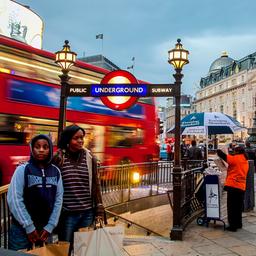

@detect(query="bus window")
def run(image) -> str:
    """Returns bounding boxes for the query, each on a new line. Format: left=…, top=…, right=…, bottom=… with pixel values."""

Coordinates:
left=0, top=114, right=58, bottom=145
left=107, top=127, right=143, bottom=148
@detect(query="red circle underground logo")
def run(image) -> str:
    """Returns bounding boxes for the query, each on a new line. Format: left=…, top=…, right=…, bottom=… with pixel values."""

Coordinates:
left=100, top=70, right=139, bottom=111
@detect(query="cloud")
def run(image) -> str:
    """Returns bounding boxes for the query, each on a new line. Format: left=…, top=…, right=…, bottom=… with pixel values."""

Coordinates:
left=152, top=32, right=256, bottom=106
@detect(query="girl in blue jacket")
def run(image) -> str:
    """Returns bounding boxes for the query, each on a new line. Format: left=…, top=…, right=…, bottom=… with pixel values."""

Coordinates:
left=7, top=134, right=63, bottom=251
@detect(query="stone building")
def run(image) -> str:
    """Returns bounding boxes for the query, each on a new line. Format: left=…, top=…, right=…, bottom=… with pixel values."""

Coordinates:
left=194, top=51, right=256, bottom=140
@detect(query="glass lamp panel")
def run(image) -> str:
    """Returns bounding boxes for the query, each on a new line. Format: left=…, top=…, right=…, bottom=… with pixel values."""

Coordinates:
left=170, top=51, right=174, bottom=60
left=60, top=53, right=65, bottom=60
left=55, top=53, right=59, bottom=61
left=181, top=51, right=188, bottom=60
left=174, top=51, right=180, bottom=58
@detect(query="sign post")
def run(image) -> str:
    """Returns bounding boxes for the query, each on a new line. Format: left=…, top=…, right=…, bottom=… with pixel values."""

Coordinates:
left=66, top=70, right=178, bottom=110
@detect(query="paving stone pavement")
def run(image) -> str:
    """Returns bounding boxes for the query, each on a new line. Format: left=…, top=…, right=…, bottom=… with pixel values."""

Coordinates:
left=109, top=165, right=256, bottom=256
left=116, top=170, right=256, bottom=256
left=120, top=210, right=256, bottom=256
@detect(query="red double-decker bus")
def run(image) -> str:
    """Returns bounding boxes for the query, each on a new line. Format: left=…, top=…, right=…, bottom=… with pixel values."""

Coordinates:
left=0, top=35, right=160, bottom=185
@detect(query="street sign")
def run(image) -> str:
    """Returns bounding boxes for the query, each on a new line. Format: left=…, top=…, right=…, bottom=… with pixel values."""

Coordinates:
left=100, top=70, right=139, bottom=110
left=68, top=85, right=90, bottom=96
left=65, top=70, right=179, bottom=110
left=67, top=84, right=177, bottom=97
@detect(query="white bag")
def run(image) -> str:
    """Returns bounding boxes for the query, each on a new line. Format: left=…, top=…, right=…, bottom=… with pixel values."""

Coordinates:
left=74, top=225, right=125, bottom=256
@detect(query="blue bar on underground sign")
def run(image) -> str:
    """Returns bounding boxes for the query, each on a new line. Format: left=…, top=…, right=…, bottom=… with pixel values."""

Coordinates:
left=91, top=84, right=147, bottom=97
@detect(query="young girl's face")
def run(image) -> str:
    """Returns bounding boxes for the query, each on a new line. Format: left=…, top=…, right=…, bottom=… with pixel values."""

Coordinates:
left=69, top=129, right=84, bottom=152
left=33, top=139, right=50, bottom=161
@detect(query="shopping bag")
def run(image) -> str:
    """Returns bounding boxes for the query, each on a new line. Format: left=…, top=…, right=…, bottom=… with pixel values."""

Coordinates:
left=74, top=224, right=125, bottom=256
left=25, top=241, right=70, bottom=256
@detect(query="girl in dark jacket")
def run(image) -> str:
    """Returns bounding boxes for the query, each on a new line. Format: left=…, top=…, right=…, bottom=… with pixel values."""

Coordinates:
left=54, top=125, right=104, bottom=253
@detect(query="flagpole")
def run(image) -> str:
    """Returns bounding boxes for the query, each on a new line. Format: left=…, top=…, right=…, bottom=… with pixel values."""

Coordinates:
left=132, top=57, right=135, bottom=74
left=96, top=34, right=104, bottom=60
left=101, top=37, right=104, bottom=57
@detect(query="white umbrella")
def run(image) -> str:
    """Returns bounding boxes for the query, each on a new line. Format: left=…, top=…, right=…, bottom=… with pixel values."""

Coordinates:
left=167, top=112, right=246, bottom=158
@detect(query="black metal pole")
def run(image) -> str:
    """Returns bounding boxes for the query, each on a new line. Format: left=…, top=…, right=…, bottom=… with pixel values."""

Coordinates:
left=171, top=68, right=183, bottom=240
left=57, top=71, right=70, bottom=142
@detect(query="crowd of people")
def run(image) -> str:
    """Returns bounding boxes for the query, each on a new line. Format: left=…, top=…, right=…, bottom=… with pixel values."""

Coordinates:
left=165, top=138, right=256, bottom=232
left=6, top=130, right=256, bottom=252
left=166, top=139, right=204, bottom=160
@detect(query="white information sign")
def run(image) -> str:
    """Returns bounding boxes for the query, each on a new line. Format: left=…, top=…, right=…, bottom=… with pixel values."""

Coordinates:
left=206, top=183, right=220, bottom=219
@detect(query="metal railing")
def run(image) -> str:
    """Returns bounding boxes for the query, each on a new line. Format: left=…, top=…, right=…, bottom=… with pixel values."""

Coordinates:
left=0, top=185, right=10, bottom=249
left=0, top=160, right=205, bottom=249
left=99, top=161, right=173, bottom=206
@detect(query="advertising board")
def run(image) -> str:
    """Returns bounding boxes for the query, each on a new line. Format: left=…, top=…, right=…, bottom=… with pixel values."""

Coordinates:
left=0, top=0, right=43, bottom=49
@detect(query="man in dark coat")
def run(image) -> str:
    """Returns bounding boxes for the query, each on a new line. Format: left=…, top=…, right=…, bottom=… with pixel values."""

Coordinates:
left=187, top=140, right=203, bottom=160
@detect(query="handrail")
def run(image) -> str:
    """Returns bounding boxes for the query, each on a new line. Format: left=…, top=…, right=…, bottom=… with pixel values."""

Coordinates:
left=105, top=209, right=164, bottom=237
left=0, top=185, right=8, bottom=194
left=0, top=160, right=205, bottom=248
left=0, top=184, right=10, bottom=248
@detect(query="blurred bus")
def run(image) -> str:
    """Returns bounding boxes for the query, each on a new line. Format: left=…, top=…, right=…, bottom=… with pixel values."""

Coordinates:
left=0, top=35, right=160, bottom=185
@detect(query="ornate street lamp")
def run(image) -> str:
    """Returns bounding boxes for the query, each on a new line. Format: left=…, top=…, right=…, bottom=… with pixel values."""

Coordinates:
left=168, top=39, right=189, bottom=240
left=168, top=39, right=189, bottom=69
left=55, top=40, right=77, bottom=141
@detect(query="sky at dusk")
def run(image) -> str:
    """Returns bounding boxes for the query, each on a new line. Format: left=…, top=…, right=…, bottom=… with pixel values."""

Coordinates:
left=18, top=0, right=256, bottom=106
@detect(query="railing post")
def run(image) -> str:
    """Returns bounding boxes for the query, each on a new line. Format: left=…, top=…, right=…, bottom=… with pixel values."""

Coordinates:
left=128, top=165, right=131, bottom=202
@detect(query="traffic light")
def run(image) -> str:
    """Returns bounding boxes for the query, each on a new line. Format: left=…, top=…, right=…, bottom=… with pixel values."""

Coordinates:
left=159, top=120, right=164, bottom=134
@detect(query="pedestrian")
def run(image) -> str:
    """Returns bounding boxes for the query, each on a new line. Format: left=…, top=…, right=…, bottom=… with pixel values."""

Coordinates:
left=166, top=140, right=173, bottom=161
left=187, top=140, right=203, bottom=160
left=7, top=134, right=63, bottom=251
left=53, top=124, right=104, bottom=254
left=245, top=140, right=256, bottom=168
left=181, top=140, right=188, bottom=159
left=228, top=141, right=237, bottom=155
left=217, top=144, right=249, bottom=231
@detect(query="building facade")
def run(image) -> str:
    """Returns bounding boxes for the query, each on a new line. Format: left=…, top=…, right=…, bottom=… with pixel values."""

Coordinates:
left=194, top=51, right=256, bottom=139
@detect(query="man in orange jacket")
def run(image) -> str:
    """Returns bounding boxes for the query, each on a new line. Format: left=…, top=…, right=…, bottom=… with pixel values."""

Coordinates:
left=217, top=145, right=249, bottom=232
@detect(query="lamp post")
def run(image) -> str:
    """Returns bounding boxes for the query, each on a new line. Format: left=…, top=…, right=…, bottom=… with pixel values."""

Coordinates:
left=168, top=39, right=189, bottom=240
left=55, top=40, right=77, bottom=141
left=247, top=111, right=256, bottom=147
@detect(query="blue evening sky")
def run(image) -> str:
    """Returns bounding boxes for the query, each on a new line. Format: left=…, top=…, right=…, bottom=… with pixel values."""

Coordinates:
left=19, top=0, right=256, bottom=106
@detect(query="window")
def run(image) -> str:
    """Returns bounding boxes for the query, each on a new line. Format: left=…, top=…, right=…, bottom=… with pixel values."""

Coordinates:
left=231, top=79, right=236, bottom=86
left=254, top=97, right=256, bottom=108
left=107, top=126, right=143, bottom=147
left=233, top=101, right=237, bottom=119
left=0, top=114, right=58, bottom=145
